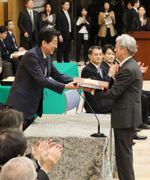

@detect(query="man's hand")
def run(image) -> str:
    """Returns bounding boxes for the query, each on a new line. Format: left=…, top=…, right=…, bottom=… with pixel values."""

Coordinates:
left=138, top=61, right=149, bottom=74
left=108, top=64, right=118, bottom=77
left=65, top=81, right=79, bottom=89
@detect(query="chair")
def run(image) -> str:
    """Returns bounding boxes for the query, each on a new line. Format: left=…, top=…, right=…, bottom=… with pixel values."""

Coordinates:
left=64, top=89, right=81, bottom=114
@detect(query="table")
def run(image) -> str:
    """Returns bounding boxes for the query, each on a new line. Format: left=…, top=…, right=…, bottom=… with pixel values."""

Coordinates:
left=24, top=114, right=114, bottom=180
left=0, top=63, right=79, bottom=114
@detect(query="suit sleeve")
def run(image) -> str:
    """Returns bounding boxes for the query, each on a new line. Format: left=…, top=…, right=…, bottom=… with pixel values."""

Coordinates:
left=18, top=12, right=27, bottom=34
left=96, top=68, right=135, bottom=100
left=23, top=53, right=71, bottom=94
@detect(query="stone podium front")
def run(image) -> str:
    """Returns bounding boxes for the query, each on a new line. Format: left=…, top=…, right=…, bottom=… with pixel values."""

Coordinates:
left=24, top=114, right=114, bottom=180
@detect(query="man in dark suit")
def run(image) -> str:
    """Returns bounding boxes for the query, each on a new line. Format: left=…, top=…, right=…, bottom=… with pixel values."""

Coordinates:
left=94, top=34, right=142, bottom=180
left=126, top=0, right=141, bottom=32
left=81, top=45, right=117, bottom=113
left=7, top=27, right=78, bottom=130
left=18, top=0, right=38, bottom=50
left=56, top=0, right=72, bottom=62
left=0, top=26, right=15, bottom=78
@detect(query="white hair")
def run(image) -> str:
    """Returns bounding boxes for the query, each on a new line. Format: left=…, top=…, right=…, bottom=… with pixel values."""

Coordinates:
left=116, top=34, right=137, bottom=55
left=0, top=157, right=37, bottom=180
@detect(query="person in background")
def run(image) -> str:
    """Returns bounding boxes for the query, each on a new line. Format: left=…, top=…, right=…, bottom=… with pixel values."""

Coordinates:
left=18, top=0, right=38, bottom=50
left=56, top=0, right=73, bottom=62
left=4, top=20, right=26, bottom=54
left=76, top=7, right=90, bottom=66
left=0, top=157, right=37, bottom=180
left=39, top=3, right=56, bottom=30
left=7, top=27, right=78, bottom=131
left=98, top=1, right=116, bottom=47
left=81, top=45, right=117, bottom=113
left=126, top=0, right=141, bottom=32
left=138, top=6, right=150, bottom=31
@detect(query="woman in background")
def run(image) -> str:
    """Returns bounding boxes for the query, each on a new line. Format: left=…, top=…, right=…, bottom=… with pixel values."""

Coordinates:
left=98, top=1, right=116, bottom=47
left=76, top=8, right=90, bottom=66
left=138, top=6, right=150, bottom=31
left=39, top=3, right=56, bottom=29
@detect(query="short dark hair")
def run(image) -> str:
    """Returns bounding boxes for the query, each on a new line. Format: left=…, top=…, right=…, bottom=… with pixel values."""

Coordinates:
left=38, top=27, right=58, bottom=46
left=0, top=128, right=27, bottom=165
left=102, top=44, right=114, bottom=54
left=0, top=26, right=7, bottom=33
left=5, top=20, right=13, bottom=27
left=0, top=109, right=23, bottom=130
left=61, top=0, right=70, bottom=5
left=130, top=0, right=139, bottom=6
left=88, top=46, right=102, bottom=55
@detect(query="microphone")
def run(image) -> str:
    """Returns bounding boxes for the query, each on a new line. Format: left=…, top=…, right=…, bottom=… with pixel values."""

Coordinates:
left=77, top=90, right=106, bottom=138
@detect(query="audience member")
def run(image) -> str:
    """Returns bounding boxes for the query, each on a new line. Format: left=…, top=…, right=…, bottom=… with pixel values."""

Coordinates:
left=126, top=0, right=141, bottom=32
left=138, top=6, right=150, bottom=31
left=98, top=1, right=116, bottom=47
left=0, top=128, right=27, bottom=166
left=4, top=20, right=26, bottom=54
left=0, top=26, right=15, bottom=78
left=76, top=7, right=90, bottom=66
left=56, top=0, right=73, bottom=62
left=7, top=27, right=78, bottom=131
left=0, top=107, right=23, bottom=130
left=0, top=157, right=37, bottom=180
left=18, top=0, right=38, bottom=50
left=81, top=45, right=117, bottom=113
left=39, top=3, right=56, bottom=30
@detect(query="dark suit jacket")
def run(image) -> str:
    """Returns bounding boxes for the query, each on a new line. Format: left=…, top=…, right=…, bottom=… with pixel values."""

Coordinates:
left=81, top=62, right=113, bottom=113
left=56, top=10, right=73, bottom=40
left=7, top=46, right=72, bottom=119
left=0, top=40, right=11, bottom=61
left=18, top=9, right=38, bottom=42
left=4, top=32, right=18, bottom=54
left=96, top=58, right=143, bottom=128
left=126, top=8, right=141, bottom=32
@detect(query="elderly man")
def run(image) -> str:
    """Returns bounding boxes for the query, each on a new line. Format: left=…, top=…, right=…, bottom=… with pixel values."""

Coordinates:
left=0, top=157, right=37, bottom=180
left=94, top=34, right=142, bottom=180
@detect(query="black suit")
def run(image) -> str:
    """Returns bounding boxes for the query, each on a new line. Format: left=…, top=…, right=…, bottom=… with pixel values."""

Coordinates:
left=96, top=58, right=142, bottom=180
left=4, top=31, right=18, bottom=54
left=0, top=39, right=14, bottom=78
left=18, top=9, right=38, bottom=50
left=56, top=10, right=72, bottom=62
left=7, top=46, right=72, bottom=130
left=126, top=8, right=141, bottom=32
left=81, top=62, right=113, bottom=113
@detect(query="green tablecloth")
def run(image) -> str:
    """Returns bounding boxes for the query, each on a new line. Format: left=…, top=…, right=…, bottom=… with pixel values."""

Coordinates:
left=0, top=62, right=79, bottom=114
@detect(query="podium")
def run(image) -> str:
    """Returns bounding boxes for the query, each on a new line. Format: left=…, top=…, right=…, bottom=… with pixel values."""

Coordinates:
left=129, top=31, right=150, bottom=80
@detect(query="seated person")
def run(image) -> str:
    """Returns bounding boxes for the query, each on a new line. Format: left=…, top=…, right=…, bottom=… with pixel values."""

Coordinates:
left=0, top=26, right=14, bottom=78
left=4, top=20, right=26, bottom=54
left=81, top=45, right=117, bottom=113
left=0, top=157, right=37, bottom=180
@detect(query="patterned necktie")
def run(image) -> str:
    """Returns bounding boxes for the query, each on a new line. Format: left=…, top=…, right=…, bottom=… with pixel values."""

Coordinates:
left=11, top=33, right=18, bottom=49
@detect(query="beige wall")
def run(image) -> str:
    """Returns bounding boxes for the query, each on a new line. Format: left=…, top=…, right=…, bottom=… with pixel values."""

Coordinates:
left=0, top=2, right=4, bottom=25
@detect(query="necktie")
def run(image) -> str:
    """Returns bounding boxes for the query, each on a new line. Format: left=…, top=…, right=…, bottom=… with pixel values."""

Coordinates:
left=29, top=10, right=34, bottom=32
left=98, top=67, right=103, bottom=79
left=44, top=58, right=48, bottom=77
left=11, top=33, right=18, bottom=49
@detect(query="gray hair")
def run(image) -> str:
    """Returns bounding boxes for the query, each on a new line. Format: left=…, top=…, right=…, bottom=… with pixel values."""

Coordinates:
left=116, top=34, right=137, bottom=56
left=0, top=157, right=37, bottom=180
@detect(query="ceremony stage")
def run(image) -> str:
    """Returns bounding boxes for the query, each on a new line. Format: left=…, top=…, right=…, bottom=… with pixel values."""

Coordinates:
left=24, top=114, right=115, bottom=180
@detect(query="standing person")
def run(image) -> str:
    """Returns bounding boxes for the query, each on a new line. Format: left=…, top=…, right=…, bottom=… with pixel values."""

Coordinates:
left=126, top=0, right=141, bottom=32
left=56, top=0, right=72, bottom=62
left=138, top=6, right=150, bottom=31
left=98, top=1, right=116, bottom=47
left=38, top=3, right=56, bottom=30
left=7, top=27, right=78, bottom=130
left=18, top=0, right=38, bottom=50
left=94, top=34, right=143, bottom=180
left=76, top=8, right=90, bottom=66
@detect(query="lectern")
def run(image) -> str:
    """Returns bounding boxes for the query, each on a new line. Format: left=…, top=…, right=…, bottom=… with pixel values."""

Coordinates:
left=129, top=31, right=150, bottom=80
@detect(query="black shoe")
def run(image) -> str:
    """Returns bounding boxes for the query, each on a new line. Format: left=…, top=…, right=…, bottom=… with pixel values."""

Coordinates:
left=147, top=119, right=150, bottom=125
left=133, top=134, right=147, bottom=140
left=135, top=127, right=141, bottom=132
left=139, top=123, right=150, bottom=129
left=132, top=141, right=136, bottom=145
